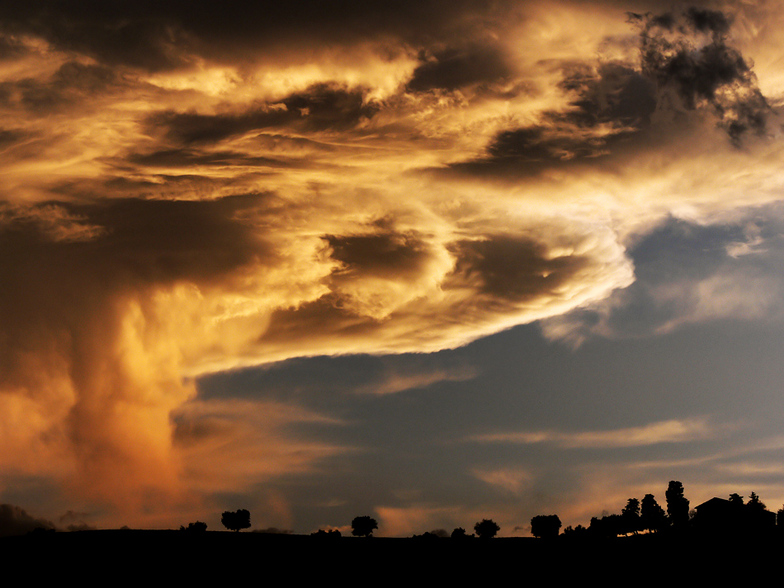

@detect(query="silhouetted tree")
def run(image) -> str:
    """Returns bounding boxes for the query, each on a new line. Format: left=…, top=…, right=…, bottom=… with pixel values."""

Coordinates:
left=621, top=498, right=642, bottom=535
left=451, top=527, right=471, bottom=539
left=640, top=494, right=667, bottom=533
left=221, top=509, right=251, bottom=532
left=729, top=493, right=744, bottom=506
left=665, top=481, right=689, bottom=529
left=747, top=491, right=766, bottom=511
left=530, top=514, right=561, bottom=539
left=351, top=516, right=378, bottom=537
left=180, top=521, right=207, bottom=532
left=474, top=519, right=500, bottom=539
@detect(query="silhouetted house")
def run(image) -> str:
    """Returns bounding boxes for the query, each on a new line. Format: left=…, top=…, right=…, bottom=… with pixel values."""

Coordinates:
left=693, top=497, right=775, bottom=534
left=693, top=497, right=738, bottom=532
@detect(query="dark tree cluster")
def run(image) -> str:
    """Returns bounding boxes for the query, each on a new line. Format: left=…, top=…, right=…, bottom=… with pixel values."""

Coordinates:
left=412, top=529, right=449, bottom=540
left=409, top=520, right=501, bottom=539
left=180, top=521, right=207, bottom=532
left=575, top=482, right=679, bottom=539
left=311, top=528, right=342, bottom=539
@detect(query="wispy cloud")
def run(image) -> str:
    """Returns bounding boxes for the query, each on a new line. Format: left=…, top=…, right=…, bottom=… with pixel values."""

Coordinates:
left=352, top=365, right=477, bottom=395
left=471, top=418, right=720, bottom=448
left=472, top=467, right=535, bottom=494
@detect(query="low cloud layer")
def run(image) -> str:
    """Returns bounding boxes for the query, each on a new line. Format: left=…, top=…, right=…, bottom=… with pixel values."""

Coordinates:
left=2, top=1, right=784, bottom=529
left=0, top=504, right=55, bottom=537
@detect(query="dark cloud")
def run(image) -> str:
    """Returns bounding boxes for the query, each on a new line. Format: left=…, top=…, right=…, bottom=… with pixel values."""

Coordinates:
left=0, top=128, right=25, bottom=147
left=486, top=124, right=612, bottom=164
left=148, top=109, right=292, bottom=146
left=0, top=194, right=276, bottom=372
left=683, top=7, right=732, bottom=36
left=150, top=84, right=378, bottom=145
left=447, top=61, right=658, bottom=177
left=59, top=510, right=95, bottom=532
left=0, top=504, right=55, bottom=537
left=252, top=295, right=360, bottom=354
left=0, top=4, right=195, bottom=72
left=407, top=44, right=512, bottom=92
left=631, top=7, right=770, bottom=142
left=556, top=62, right=657, bottom=129
left=0, top=1, right=503, bottom=71
left=0, top=33, right=27, bottom=60
left=127, top=148, right=302, bottom=169
left=282, top=84, right=379, bottom=132
left=51, top=171, right=274, bottom=203
left=256, top=231, right=595, bottom=354
left=448, top=235, right=589, bottom=301
left=80, top=196, right=276, bottom=284
left=0, top=61, right=121, bottom=113
left=445, top=5, right=769, bottom=180
left=326, top=226, right=434, bottom=281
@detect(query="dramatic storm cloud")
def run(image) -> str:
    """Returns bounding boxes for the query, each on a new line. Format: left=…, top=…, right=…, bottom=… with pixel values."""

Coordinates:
left=3, top=1, right=784, bottom=534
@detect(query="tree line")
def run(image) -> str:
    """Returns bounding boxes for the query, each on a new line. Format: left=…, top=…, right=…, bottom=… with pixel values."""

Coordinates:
left=180, top=480, right=781, bottom=539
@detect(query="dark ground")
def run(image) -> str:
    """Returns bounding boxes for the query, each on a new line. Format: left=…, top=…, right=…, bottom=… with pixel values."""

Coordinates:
left=1, top=529, right=776, bottom=582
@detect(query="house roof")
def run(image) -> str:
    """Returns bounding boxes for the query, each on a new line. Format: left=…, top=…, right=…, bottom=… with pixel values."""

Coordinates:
left=695, top=497, right=731, bottom=511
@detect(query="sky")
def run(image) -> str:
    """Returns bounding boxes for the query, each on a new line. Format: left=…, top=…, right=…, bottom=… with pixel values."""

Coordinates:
left=3, top=0, right=784, bottom=537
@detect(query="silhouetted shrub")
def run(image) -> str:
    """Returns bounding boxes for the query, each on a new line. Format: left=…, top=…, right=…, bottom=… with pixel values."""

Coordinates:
left=254, top=527, right=292, bottom=534
left=451, top=527, right=470, bottom=539
left=29, top=527, right=56, bottom=536
left=413, top=531, right=444, bottom=540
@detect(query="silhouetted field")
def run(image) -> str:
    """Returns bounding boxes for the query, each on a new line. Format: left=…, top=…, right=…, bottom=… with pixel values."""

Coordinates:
left=3, top=528, right=780, bottom=582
